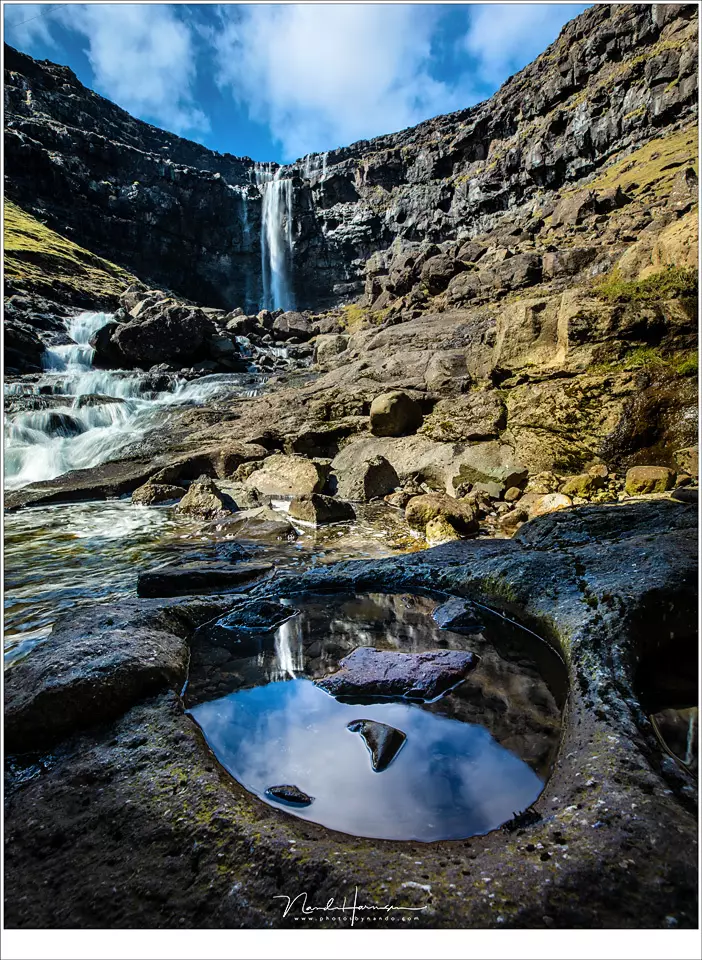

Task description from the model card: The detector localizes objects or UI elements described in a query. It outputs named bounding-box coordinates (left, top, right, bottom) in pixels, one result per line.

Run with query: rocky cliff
left=4, top=3, right=698, bottom=312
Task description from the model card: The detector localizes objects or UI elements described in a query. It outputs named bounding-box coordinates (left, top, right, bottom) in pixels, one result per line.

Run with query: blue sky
left=4, top=3, right=590, bottom=163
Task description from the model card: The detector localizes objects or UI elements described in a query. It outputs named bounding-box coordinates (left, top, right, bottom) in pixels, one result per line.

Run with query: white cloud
left=213, top=4, right=475, bottom=161
left=7, top=3, right=209, bottom=136
left=4, top=3, right=57, bottom=48
left=463, top=4, right=588, bottom=85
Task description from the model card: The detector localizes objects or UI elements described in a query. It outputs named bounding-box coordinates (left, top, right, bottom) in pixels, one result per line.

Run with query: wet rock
left=245, top=455, right=329, bottom=497
left=671, top=487, right=698, bottom=504
left=316, top=647, right=477, bottom=701
left=214, top=599, right=297, bottom=633
left=335, top=455, right=400, bottom=502
left=347, top=719, right=407, bottom=772
left=264, top=785, right=314, bottom=806
left=73, top=394, right=126, bottom=409
left=288, top=494, right=356, bottom=525
left=4, top=602, right=191, bottom=752
left=369, top=391, right=423, bottom=437
left=432, top=598, right=486, bottom=634
left=132, top=482, right=186, bottom=505
left=175, top=476, right=237, bottom=520
left=44, top=412, right=85, bottom=437
left=137, top=563, right=272, bottom=598
left=625, top=465, right=676, bottom=495
left=405, top=493, right=479, bottom=536
left=208, top=507, right=298, bottom=543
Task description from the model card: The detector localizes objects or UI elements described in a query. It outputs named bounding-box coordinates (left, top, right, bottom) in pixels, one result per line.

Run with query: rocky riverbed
left=3, top=1, right=699, bottom=932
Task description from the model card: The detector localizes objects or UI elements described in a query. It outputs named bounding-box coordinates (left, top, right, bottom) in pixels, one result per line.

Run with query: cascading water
left=3, top=311, right=264, bottom=490
left=255, top=164, right=295, bottom=312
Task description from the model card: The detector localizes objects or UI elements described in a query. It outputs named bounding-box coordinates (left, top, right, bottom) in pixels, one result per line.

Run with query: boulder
left=625, top=466, right=676, bottom=495
left=405, top=493, right=479, bottom=536
left=315, top=647, right=477, bottom=701
left=131, top=482, right=186, bottom=505
left=521, top=492, right=573, bottom=518
left=288, top=494, right=356, bottom=525
left=213, top=600, right=298, bottom=634
left=425, top=517, right=461, bottom=544
left=422, top=392, right=506, bottom=442
left=245, top=455, right=329, bottom=497
left=334, top=455, right=399, bottom=502
left=420, top=255, right=465, bottom=295
left=560, top=474, right=606, bottom=499
left=175, top=476, right=236, bottom=519
left=551, top=190, right=598, bottom=227
left=207, top=507, right=298, bottom=543
left=543, top=248, right=598, bottom=279
left=457, top=241, right=487, bottom=263
left=347, top=719, right=407, bottom=772
left=111, top=305, right=216, bottom=366
left=674, top=446, right=699, bottom=479
left=89, top=320, right=126, bottom=367
left=448, top=442, right=528, bottom=496
left=369, top=391, right=423, bottom=437
left=4, top=319, right=45, bottom=373
left=314, top=334, right=348, bottom=365
left=272, top=312, right=314, bottom=342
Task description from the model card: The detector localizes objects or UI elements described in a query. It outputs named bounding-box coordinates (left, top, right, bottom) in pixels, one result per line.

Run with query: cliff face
left=3, top=3, right=698, bottom=312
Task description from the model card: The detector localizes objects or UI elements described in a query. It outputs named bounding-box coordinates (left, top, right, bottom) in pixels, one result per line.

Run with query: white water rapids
left=4, top=311, right=261, bottom=490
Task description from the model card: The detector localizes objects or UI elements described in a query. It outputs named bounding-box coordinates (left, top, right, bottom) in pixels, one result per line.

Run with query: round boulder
left=369, top=391, right=423, bottom=437
left=405, top=493, right=479, bottom=536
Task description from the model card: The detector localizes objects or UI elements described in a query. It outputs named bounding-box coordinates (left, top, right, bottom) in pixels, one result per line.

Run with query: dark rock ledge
left=4, top=500, right=698, bottom=929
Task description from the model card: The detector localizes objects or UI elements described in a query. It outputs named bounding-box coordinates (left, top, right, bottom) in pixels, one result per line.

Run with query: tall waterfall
left=255, top=164, right=295, bottom=312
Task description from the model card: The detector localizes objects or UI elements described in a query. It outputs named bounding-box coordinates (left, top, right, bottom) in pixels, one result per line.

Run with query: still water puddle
left=187, top=594, right=567, bottom=842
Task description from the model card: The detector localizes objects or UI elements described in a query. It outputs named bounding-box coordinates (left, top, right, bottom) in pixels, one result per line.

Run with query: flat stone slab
left=315, top=647, right=477, bottom=701
left=347, top=719, right=407, bottom=771
left=137, top=563, right=272, bottom=598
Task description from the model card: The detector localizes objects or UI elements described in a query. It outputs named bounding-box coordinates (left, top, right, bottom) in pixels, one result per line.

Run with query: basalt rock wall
left=3, top=4, right=698, bottom=312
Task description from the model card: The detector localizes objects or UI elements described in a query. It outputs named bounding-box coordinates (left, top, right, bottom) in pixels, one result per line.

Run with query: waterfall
left=255, top=164, right=295, bottom=312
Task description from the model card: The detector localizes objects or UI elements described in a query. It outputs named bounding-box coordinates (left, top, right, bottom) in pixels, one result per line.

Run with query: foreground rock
left=315, top=647, right=477, bottom=701
left=347, top=719, right=407, bottom=772
left=288, top=494, right=355, bottom=525
left=4, top=501, right=698, bottom=928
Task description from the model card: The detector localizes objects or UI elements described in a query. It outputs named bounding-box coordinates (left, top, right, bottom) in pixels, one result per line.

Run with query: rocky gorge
left=2, top=2, right=699, bottom=932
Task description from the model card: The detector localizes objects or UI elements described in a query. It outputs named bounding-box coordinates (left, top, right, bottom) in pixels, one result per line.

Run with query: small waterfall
left=255, top=164, right=295, bottom=312
left=301, top=151, right=328, bottom=183
left=4, top=312, right=267, bottom=490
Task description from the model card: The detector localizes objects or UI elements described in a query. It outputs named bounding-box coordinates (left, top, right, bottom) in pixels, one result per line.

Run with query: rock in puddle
left=214, top=599, right=298, bottom=633
left=432, top=597, right=486, bottom=634
left=265, top=784, right=314, bottom=806
left=347, top=719, right=407, bottom=772
left=315, top=647, right=477, bottom=700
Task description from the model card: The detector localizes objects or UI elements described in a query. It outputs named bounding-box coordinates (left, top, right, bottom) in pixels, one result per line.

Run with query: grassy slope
left=4, top=199, right=137, bottom=304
